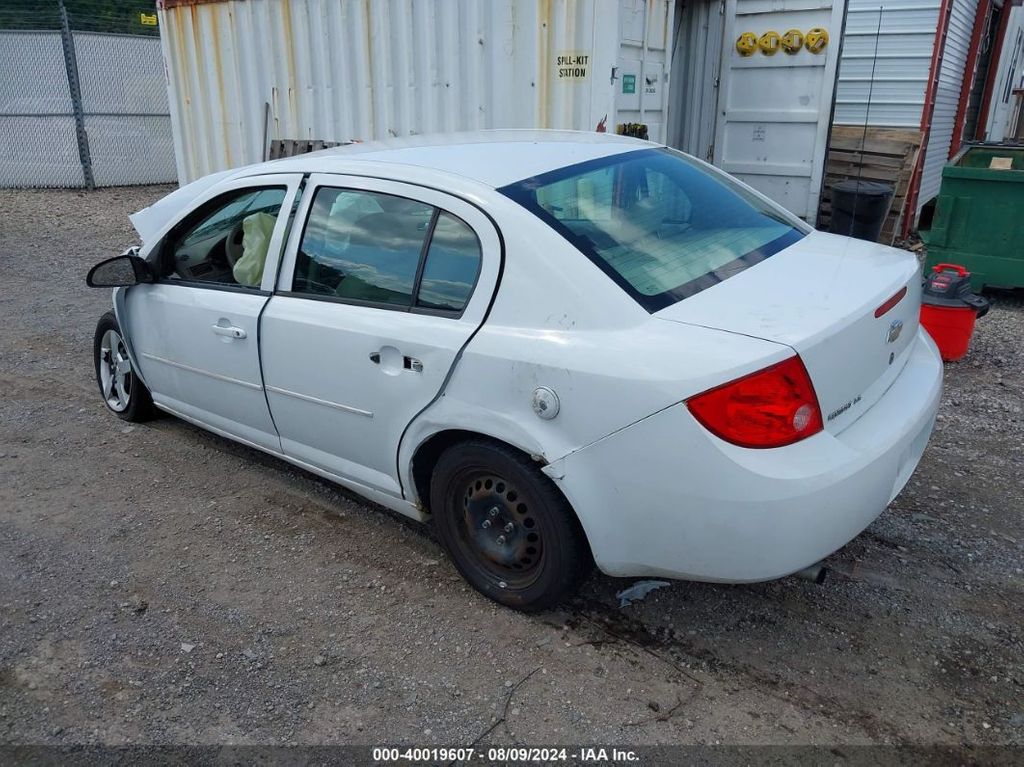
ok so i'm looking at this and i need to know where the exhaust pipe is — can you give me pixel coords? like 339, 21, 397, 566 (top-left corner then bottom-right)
794, 562, 828, 584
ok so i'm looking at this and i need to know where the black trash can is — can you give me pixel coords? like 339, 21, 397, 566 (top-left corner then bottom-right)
829, 179, 894, 242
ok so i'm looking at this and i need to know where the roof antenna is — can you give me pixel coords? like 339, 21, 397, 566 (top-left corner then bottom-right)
852, 6, 885, 235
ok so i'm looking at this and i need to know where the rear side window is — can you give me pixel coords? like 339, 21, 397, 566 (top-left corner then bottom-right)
294, 189, 433, 306
293, 187, 481, 313
415, 212, 481, 312
499, 147, 804, 312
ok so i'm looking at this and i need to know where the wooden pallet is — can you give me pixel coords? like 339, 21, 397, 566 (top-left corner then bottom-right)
268, 138, 345, 160
817, 126, 922, 244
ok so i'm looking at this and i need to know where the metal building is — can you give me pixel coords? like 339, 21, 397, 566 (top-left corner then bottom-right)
835, 0, 1021, 227
979, 4, 1024, 141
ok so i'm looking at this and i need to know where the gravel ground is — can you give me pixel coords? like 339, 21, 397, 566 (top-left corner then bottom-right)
0, 186, 1021, 748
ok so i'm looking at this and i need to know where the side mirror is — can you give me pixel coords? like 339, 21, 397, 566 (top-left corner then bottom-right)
86, 251, 154, 288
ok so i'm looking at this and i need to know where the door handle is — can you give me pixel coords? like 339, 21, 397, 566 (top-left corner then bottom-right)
212, 324, 246, 339
368, 351, 422, 372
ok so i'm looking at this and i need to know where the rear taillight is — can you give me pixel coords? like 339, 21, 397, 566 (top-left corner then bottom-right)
874, 286, 908, 318
686, 356, 823, 449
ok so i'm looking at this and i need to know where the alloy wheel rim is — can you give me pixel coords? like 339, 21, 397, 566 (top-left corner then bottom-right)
458, 473, 544, 587
99, 329, 132, 412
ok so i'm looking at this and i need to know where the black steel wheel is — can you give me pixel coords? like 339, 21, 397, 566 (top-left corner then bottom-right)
431, 439, 591, 611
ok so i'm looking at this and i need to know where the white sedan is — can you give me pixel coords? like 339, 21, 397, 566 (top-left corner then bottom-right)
87, 130, 942, 611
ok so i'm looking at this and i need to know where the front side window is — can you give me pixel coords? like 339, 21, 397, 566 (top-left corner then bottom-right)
499, 148, 804, 312
163, 187, 286, 288
293, 188, 482, 313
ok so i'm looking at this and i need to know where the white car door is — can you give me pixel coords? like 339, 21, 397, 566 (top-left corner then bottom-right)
260, 174, 501, 497
124, 174, 304, 452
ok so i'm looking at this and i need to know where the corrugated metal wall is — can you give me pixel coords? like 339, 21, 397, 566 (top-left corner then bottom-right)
160, 0, 621, 183
835, 0, 981, 217
834, 0, 940, 127
919, 0, 980, 206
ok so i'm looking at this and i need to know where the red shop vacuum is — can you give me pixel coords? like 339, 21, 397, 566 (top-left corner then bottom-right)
919, 263, 990, 362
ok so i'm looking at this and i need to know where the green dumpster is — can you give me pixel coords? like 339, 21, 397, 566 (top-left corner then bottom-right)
920, 144, 1024, 290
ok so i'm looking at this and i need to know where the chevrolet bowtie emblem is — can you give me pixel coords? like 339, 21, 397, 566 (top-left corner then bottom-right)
887, 319, 904, 344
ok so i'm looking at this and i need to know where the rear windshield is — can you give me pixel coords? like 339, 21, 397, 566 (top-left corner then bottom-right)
499, 147, 805, 312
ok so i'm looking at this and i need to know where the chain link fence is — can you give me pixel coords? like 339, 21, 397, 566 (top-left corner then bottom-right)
0, 0, 176, 188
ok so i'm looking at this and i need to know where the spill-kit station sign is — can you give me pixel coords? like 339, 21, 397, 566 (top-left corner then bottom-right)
556, 52, 591, 81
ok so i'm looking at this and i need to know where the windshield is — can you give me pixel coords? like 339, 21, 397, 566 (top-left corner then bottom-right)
499, 147, 805, 312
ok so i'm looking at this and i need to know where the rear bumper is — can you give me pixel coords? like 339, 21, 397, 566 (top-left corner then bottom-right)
544, 328, 943, 582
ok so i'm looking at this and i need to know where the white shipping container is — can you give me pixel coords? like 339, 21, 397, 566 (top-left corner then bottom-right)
159, 0, 666, 183
159, 0, 846, 223
707, 0, 848, 222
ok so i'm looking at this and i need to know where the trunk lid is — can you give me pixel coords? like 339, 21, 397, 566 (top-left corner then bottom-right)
656, 230, 921, 434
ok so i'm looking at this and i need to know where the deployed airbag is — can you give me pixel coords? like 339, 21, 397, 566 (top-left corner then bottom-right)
232, 212, 276, 287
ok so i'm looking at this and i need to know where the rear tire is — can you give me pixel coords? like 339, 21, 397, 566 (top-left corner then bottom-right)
430, 439, 591, 612
93, 311, 156, 422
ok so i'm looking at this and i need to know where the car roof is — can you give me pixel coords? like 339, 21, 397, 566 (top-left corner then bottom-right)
259, 130, 654, 189
130, 130, 655, 243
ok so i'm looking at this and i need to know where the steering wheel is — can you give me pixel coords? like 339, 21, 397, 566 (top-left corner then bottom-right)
225, 221, 246, 267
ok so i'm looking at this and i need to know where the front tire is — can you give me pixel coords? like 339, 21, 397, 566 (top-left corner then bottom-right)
430, 439, 591, 612
93, 311, 155, 422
